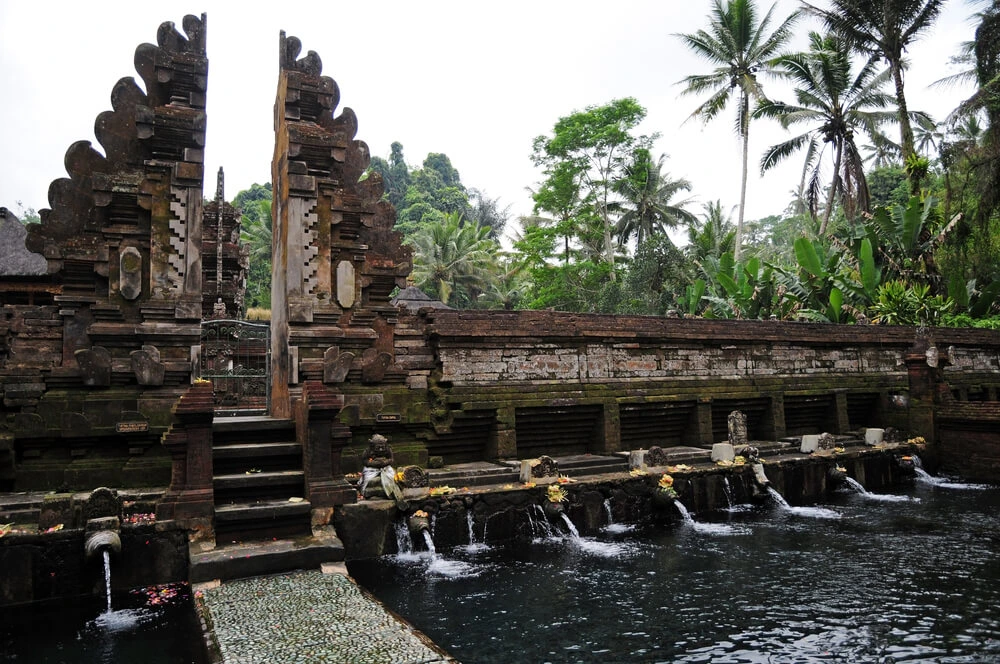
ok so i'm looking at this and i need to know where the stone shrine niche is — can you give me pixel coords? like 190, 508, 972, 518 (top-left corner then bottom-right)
26, 14, 207, 323
272, 32, 412, 413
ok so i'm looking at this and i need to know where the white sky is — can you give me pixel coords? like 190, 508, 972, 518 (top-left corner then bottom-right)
0, 1, 978, 240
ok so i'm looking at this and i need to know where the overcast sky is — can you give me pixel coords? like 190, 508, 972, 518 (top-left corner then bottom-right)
0, 1, 979, 239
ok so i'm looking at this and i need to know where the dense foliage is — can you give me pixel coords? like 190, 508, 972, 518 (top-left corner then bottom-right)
230, 1, 1000, 326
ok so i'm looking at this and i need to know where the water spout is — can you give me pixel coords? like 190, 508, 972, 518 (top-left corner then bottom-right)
750, 462, 770, 488
673, 500, 694, 523
84, 529, 122, 561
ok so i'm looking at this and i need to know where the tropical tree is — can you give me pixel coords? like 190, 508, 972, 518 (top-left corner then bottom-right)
235, 185, 274, 310
677, 0, 799, 260
687, 200, 737, 266
408, 212, 499, 308
610, 150, 697, 246
803, 0, 946, 195
755, 31, 898, 234
532, 98, 654, 280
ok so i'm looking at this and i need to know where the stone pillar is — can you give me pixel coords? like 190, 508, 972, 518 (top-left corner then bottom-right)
832, 390, 850, 434
904, 341, 937, 444
295, 381, 356, 511
596, 400, 621, 454
155, 382, 215, 526
488, 406, 517, 459
694, 398, 714, 446
764, 393, 786, 440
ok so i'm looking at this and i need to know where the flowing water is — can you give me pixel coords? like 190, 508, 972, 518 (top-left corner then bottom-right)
843, 476, 917, 503
0, 584, 207, 663
350, 480, 1000, 663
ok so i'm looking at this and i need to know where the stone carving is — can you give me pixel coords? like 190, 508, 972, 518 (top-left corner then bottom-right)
75, 346, 112, 387
399, 465, 429, 488
361, 348, 392, 384
531, 455, 559, 478
131, 345, 166, 386
323, 347, 355, 384
84, 487, 122, 521
362, 434, 393, 469
728, 410, 748, 447
817, 432, 837, 451
119, 246, 143, 300
358, 434, 405, 505
644, 446, 668, 467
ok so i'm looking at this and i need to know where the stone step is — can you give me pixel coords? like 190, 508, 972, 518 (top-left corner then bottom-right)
553, 454, 628, 476
214, 498, 312, 523
213, 442, 301, 460
214, 470, 305, 490
213, 470, 305, 503
189, 533, 345, 583
213, 442, 302, 475
212, 416, 296, 446
428, 462, 519, 488
214, 499, 313, 545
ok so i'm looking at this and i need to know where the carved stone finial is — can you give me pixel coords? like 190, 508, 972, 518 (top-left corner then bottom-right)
279, 31, 322, 75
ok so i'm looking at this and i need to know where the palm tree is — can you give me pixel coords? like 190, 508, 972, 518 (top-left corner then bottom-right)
802, 0, 946, 194
755, 32, 898, 234
408, 212, 499, 308
611, 150, 698, 247
677, 0, 800, 261
687, 200, 737, 266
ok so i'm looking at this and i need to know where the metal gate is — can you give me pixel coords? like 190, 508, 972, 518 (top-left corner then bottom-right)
199, 319, 270, 415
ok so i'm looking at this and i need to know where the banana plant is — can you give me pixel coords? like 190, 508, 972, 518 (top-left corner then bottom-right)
702, 253, 781, 319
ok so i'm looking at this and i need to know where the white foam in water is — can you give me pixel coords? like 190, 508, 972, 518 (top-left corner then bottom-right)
571, 537, 635, 558
427, 557, 482, 578
691, 521, 749, 536
783, 505, 842, 519
602, 523, 636, 534
768, 486, 841, 519
915, 468, 991, 490
91, 608, 152, 632
843, 476, 919, 503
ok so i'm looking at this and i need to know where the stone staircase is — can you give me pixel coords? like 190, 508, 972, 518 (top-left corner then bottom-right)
189, 416, 344, 583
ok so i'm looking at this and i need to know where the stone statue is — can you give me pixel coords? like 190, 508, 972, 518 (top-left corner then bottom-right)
358, 434, 405, 507
728, 411, 748, 447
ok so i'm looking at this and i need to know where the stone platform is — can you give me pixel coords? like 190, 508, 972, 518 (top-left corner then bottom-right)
197, 566, 455, 663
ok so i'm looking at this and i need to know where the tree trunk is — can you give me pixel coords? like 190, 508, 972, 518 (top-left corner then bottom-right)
890, 58, 917, 194
820, 140, 843, 236
735, 93, 750, 262
602, 202, 617, 282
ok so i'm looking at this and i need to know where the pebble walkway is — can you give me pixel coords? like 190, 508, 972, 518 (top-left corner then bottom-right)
200, 568, 454, 663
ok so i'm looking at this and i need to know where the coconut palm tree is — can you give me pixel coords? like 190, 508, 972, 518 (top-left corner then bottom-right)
755, 31, 898, 234
611, 150, 697, 247
802, 0, 946, 195
677, 0, 800, 260
408, 212, 499, 308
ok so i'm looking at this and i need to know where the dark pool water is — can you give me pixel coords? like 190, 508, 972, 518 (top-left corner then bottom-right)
0, 584, 208, 664
349, 476, 1000, 663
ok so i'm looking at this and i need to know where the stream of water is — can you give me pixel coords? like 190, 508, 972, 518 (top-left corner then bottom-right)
350, 478, 1000, 663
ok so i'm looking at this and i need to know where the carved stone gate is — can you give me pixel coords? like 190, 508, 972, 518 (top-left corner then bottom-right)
199, 319, 271, 414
